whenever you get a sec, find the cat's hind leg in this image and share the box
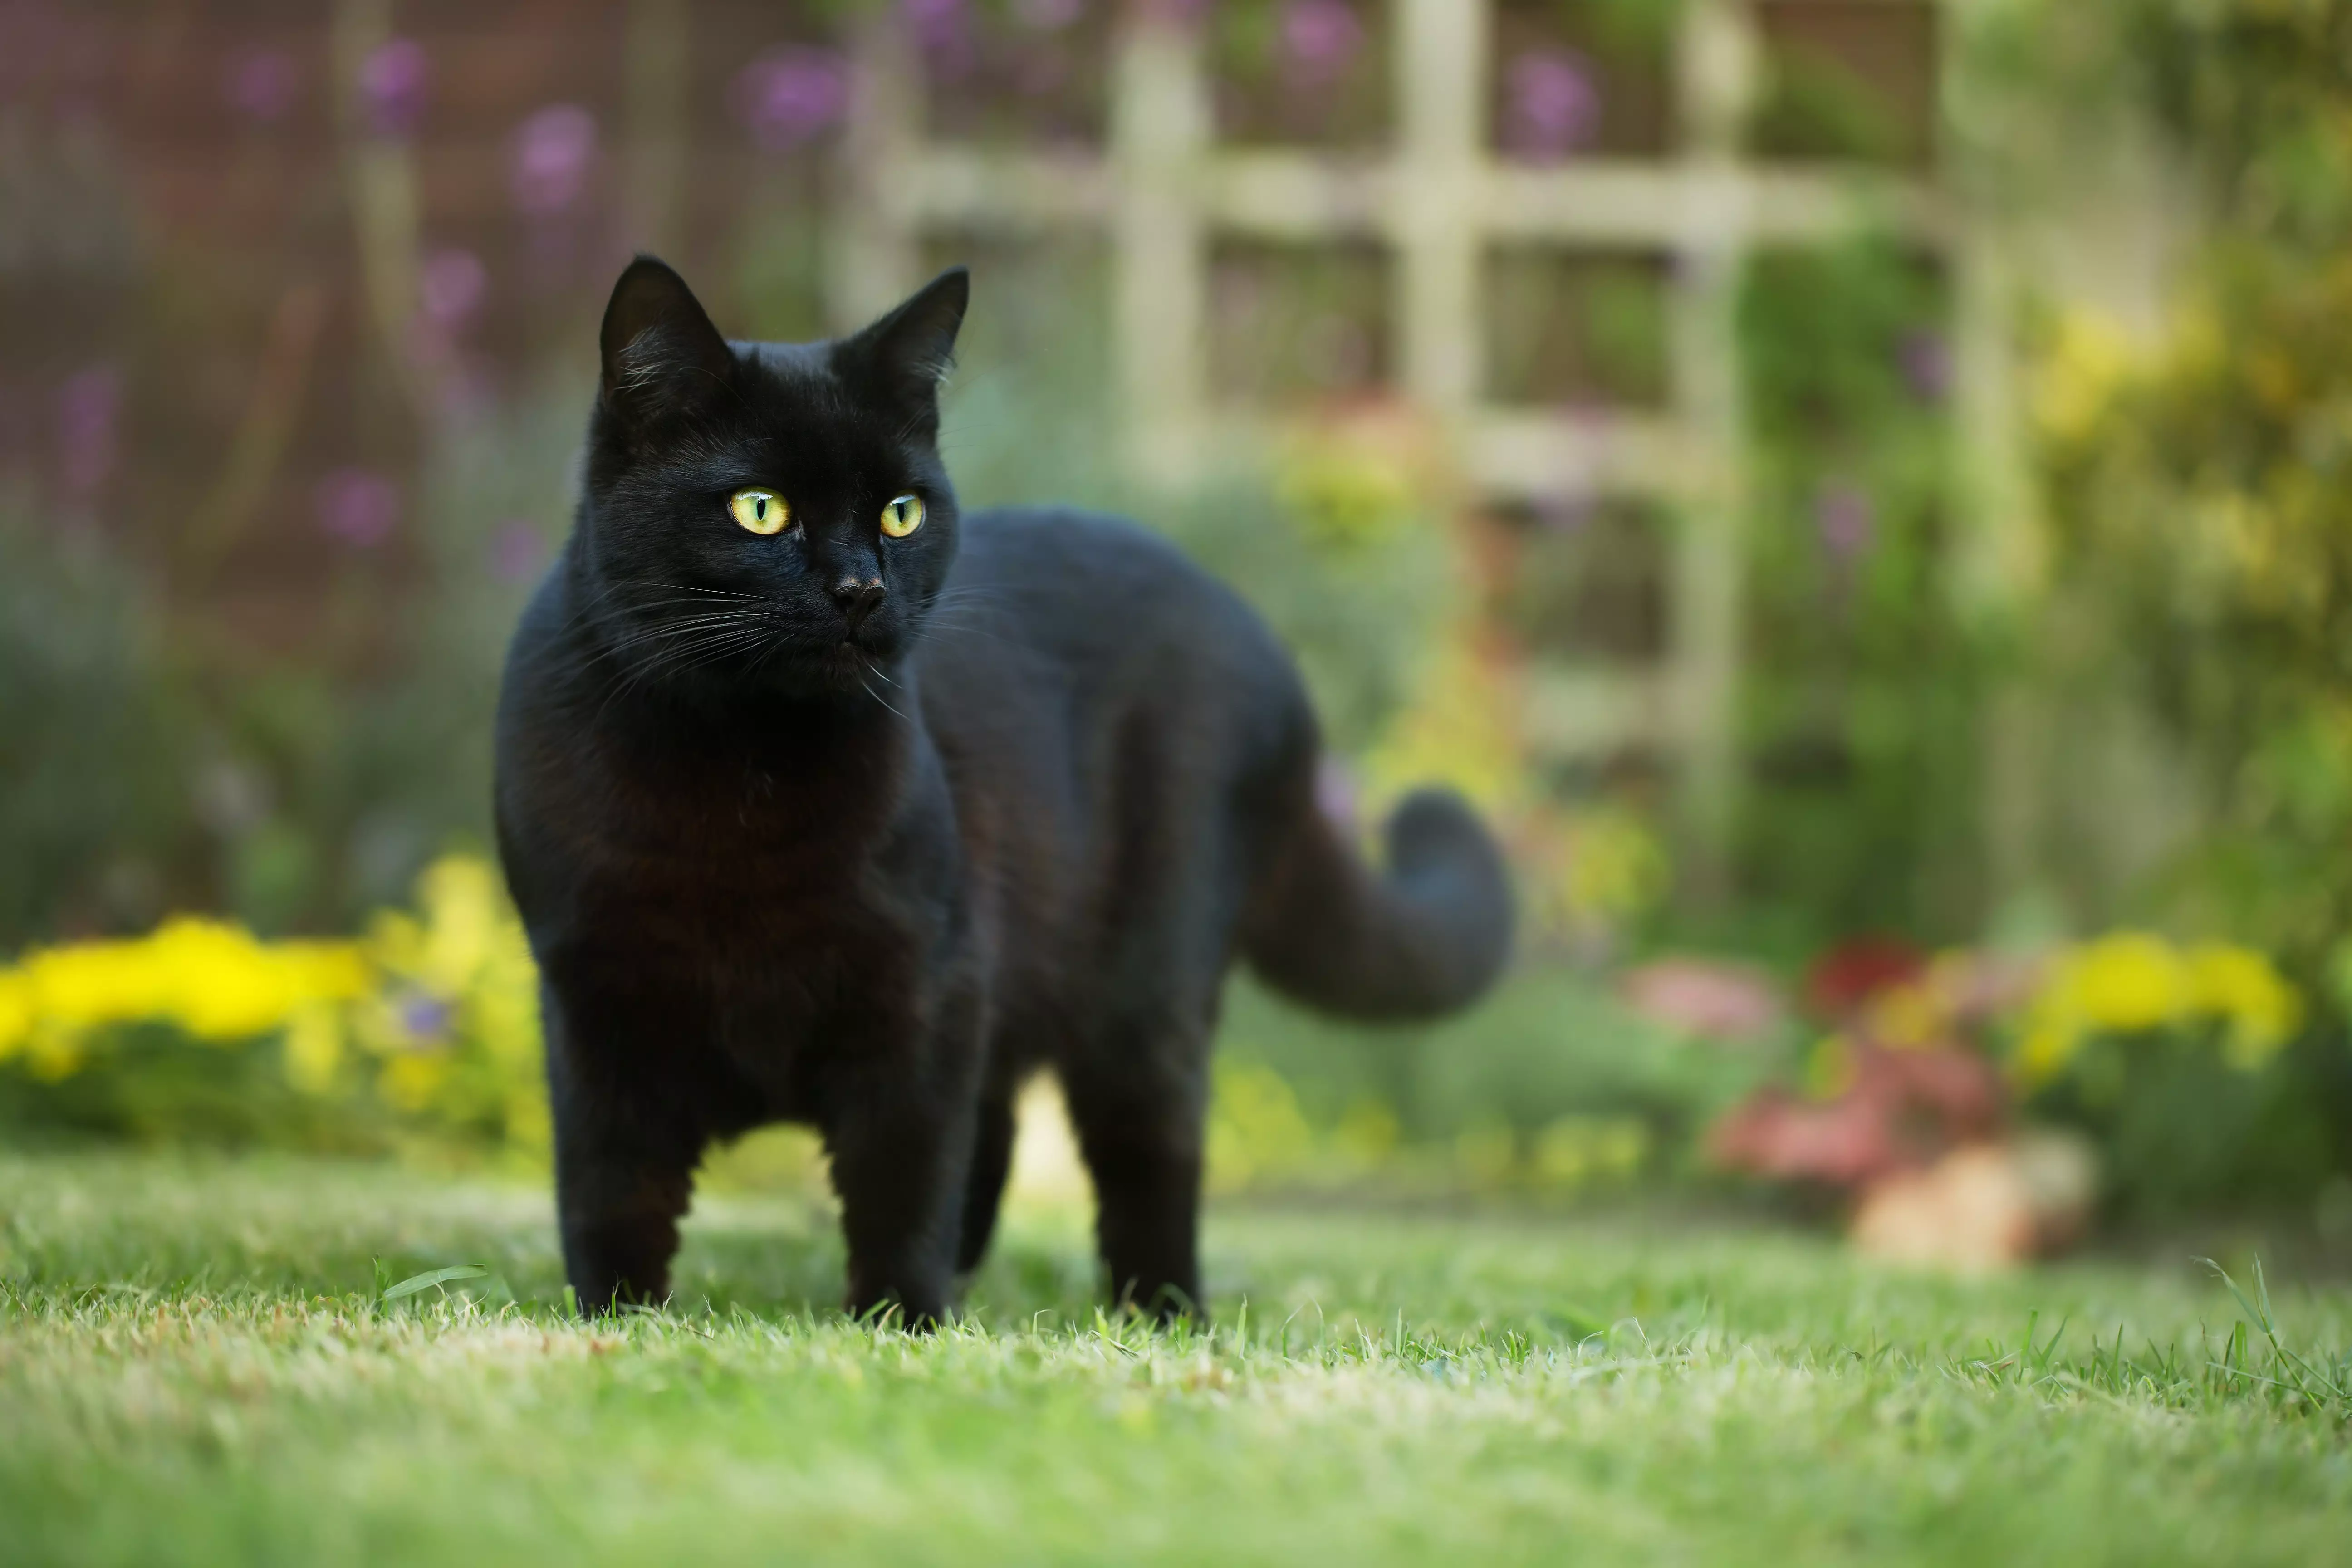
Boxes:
[955,1090,1018,1276]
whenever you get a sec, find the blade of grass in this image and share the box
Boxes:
[381,1264,490,1302]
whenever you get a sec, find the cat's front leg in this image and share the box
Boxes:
[543,983,705,1315]
[815,997,984,1329]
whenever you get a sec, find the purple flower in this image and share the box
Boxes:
[225,45,297,124]
[904,0,967,51]
[418,249,487,328]
[1314,755,1357,830]
[511,103,597,216]
[490,520,545,583]
[315,468,401,549]
[1506,49,1601,159]
[1281,0,1363,83]
[1898,328,1951,403]
[734,49,850,151]
[398,991,454,1045]
[56,364,120,497]
[1814,482,1874,562]
[1014,0,1085,28]
[357,39,429,139]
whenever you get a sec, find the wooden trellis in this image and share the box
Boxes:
[824,0,2011,897]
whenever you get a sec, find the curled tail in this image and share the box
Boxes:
[1240,774,1514,1023]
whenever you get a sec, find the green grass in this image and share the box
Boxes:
[3,1152,2349,1566]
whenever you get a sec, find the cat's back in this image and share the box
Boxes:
[925,505,1293,702]
[914,505,1313,966]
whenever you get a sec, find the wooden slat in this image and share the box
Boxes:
[1663,0,1762,895]
[888,155,1947,251]
[1111,11,1212,486]
[1201,152,1396,239]
[1395,0,1484,412]
[1521,666,1676,758]
[904,147,1117,230]
[830,15,922,329]
[1464,412,1696,500]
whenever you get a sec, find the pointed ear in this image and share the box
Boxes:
[599,256,735,433]
[834,267,969,425]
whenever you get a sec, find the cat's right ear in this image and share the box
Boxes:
[598,256,735,435]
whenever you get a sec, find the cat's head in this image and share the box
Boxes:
[574,255,968,701]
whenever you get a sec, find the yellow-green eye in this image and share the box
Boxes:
[880,494,926,539]
[729,488,789,536]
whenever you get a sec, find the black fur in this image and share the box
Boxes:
[495,257,1513,1324]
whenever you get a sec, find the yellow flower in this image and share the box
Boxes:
[282,1002,347,1095]
[2062,932,2190,1034]
[1276,445,1414,553]
[2013,931,2303,1087]
[0,916,367,1084]
[419,856,503,990]
[0,852,556,1155]
[1864,981,1945,1049]
[1558,808,1670,924]
[21,936,171,1032]
[1205,1061,1315,1193]
[2036,311,2136,442]
[2012,1017,2081,1088]
[2185,943,2302,1070]
[1531,1116,1648,1189]
[0,970,31,1062]
[379,1051,451,1113]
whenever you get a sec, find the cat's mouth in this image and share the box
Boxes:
[818,638,889,684]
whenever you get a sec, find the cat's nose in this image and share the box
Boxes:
[832,578,886,630]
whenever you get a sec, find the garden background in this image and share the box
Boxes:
[4,0,2352,1265]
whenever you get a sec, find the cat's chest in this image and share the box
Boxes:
[580,754,886,918]
[504,694,949,985]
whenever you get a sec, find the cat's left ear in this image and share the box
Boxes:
[598,255,736,436]
[834,266,969,427]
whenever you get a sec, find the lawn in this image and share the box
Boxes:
[2,1151,2348,1566]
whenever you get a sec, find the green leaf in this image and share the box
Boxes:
[381,1264,490,1302]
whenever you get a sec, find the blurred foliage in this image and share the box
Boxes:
[2011,932,2322,1215]
[941,245,1452,758]
[2023,0,2352,1196]
[1210,0,1392,149]
[0,503,186,946]
[0,848,1761,1203]
[2041,277,2352,973]
[0,394,560,946]
[4,0,2350,1220]
[1719,931,2314,1218]
[0,855,544,1161]
[1484,251,1671,409]
[1215,967,1779,1194]
[1733,237,1984,955]
[2015,932,2302,1084]
[2004,933,2318,1212]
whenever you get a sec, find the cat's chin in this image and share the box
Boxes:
[804,640,905,697]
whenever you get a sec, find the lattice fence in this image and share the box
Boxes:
[823,0,2017,894]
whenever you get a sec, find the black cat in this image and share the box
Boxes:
[495,257,1512,1324]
